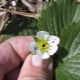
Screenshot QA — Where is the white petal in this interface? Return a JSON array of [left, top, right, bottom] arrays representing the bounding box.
[[29, 42, 38, 54], [49, 46, 58, 55], [37, 31, 50, 39], [49, 43, 56, 47], [36, 50, 49, 59], [41, 52, 50, 59], [36, 49, 42, 56], [48, 36, 60, 45], [44, 34, 50, 39]]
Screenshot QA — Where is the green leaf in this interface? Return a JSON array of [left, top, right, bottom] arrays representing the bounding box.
[[38, 0, 78, 36], [56, 22, 80, 80], [72, 5, 80, 22], [1, 18, 38, 41], [1, 18, 38, 35]]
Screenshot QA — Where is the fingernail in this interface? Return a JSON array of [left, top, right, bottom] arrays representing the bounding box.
[[32, 55, 51, 68]]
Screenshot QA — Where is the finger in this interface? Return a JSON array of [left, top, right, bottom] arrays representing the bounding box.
[[18, 54, 53, 80], [0, 36, 34, 78], [8, 36, 34, 61], [5, 67, 20, 80]]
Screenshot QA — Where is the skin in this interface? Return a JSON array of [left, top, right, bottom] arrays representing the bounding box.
[[0, 36, 53, 80]]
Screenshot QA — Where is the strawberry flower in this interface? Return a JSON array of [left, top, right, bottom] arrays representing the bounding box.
[[29, 31, 60, 59]]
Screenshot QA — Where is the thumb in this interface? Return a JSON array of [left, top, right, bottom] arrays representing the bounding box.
[[18, 54, 53, 80]]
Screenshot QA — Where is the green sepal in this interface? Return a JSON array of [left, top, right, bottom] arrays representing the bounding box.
[[34, 36, 39, 42]]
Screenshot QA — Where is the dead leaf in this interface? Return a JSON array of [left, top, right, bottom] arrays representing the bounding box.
[[0, 11, 7, 31], [0, 0, 6, 7]]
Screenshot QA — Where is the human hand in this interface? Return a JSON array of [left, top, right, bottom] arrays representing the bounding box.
[[0, 36, 53, 80]]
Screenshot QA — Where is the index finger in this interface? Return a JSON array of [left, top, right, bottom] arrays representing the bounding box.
[[0, 36, 34, 76]]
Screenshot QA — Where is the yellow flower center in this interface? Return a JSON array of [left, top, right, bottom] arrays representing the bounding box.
[[37, 39, 49, 52]]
